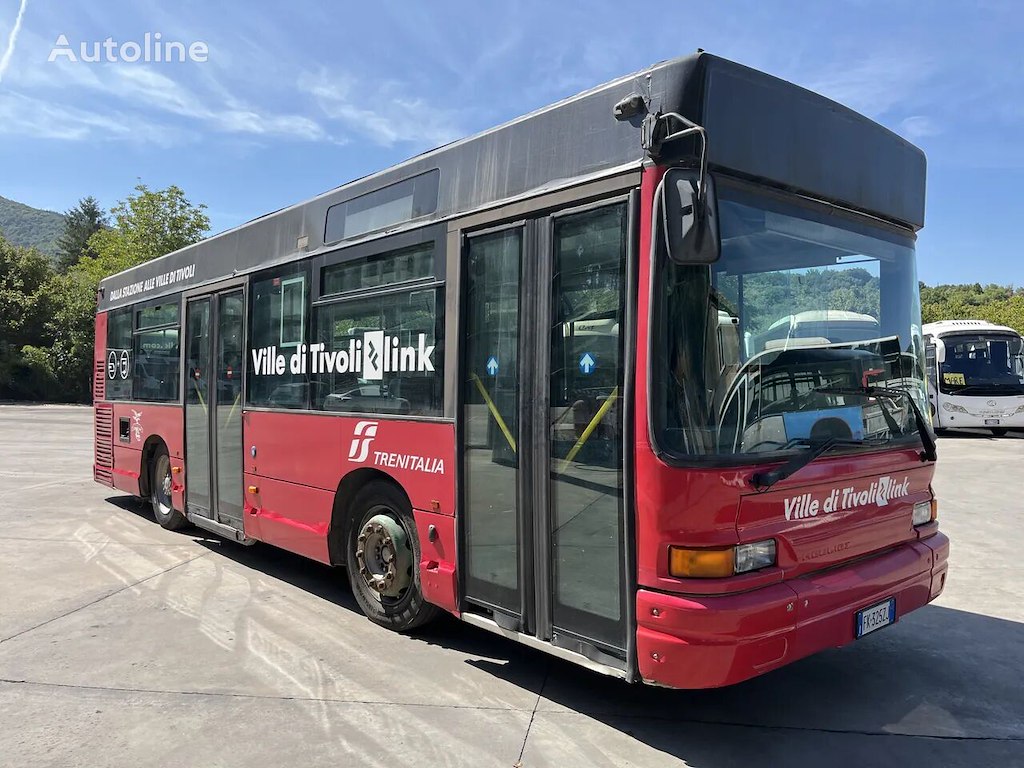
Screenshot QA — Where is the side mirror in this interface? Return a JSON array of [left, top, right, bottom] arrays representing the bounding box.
[[662, 168, 720, 264], [934, 344, 945, 364]]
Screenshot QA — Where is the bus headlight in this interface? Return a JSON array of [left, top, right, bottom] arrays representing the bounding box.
[[913, 499, 937, 526], [942, 402, 969, 414], [735, 540, 777, 574], [1014, 403, 1024, 416]]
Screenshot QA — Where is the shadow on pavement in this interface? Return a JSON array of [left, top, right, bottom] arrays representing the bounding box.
[[104, 493, 1024, 764]]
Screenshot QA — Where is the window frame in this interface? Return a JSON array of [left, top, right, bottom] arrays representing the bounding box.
[[243, 224, 449, 419], [323, 168, 440, 246], [313, 223, 445, 303], [131, 296, 182, 403], [246, 261, 312, 410], [309, 224, 447, 418], [105, 295, 183, 403], [278, 275, 306, 349], [648, 173, 922, 469], [104, 306, 134, 401]]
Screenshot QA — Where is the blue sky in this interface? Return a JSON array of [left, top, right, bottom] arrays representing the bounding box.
[[0, 0, 1020, 285]]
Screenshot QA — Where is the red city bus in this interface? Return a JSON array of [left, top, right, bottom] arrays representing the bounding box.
[[93, 52, 948, 689]]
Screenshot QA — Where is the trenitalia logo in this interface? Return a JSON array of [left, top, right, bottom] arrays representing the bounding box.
[[348, 421, 378, 463], [345, 421, 446, 475], [251, 332, 435, 381]]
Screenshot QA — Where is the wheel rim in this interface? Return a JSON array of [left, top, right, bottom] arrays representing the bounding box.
[[354, 510, 413, 601], [154, 456, 172, 515]]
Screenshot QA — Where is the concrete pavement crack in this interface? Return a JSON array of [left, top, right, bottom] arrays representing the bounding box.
[[0, 676, 1021, 743], [515, 663, 550, 765], [0, 551, 211, 644], [0, 678, 529, 713]]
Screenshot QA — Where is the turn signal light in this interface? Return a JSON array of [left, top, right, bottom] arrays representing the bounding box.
[[669, 546, 734, 578]]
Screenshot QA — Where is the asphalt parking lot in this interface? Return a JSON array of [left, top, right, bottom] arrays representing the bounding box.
[[1, 406, 1022, 767]]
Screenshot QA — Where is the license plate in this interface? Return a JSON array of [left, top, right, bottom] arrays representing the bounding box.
[[985, 418, 1001, 426], [856, 598, 896, 638]]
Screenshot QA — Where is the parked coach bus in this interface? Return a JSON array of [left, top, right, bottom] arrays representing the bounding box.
[[93, 51, 948, 689], [923, 319, 1024, 435]]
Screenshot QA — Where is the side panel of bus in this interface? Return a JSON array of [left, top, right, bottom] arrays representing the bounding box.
[[241, 411, 459, 612]]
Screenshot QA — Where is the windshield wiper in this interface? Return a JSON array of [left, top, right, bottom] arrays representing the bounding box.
[[814, 384, 937, 463], [750, 437, 865, 492]]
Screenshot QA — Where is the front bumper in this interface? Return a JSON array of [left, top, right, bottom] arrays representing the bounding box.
[[636, 533, 949, 689], [935, 410, 1024, 430]]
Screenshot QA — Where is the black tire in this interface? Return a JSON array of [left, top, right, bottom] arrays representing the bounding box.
[[150, 448, 188, 530], [345, 481, 438, 632], [991, 428, 1008, 437]]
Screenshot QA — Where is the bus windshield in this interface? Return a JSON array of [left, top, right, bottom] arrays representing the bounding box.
[[653, 182, 927, 459], [939, 333, 1024, 395]]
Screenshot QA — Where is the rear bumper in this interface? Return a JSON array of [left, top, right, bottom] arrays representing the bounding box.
[[636, 532, 949, 689]]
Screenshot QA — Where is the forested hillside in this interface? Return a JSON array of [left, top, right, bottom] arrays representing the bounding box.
[[1, 186, 209, 402], [0, 184, 1020, 402], [920, 283, 1024, 330], [0, 196, 64, 259]]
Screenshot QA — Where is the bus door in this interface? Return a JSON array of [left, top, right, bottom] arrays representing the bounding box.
[[184, 285, 246, 536], [460, 197, 633, 664]]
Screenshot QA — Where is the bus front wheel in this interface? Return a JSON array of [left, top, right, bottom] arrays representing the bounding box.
[[346, 481, 438, 632], [991, 428, 1008, 437], [150, 448, 188, 530]]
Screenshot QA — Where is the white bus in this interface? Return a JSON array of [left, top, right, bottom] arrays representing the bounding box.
[[746, 310, 880, 356], [923, 320, 1024, 435]]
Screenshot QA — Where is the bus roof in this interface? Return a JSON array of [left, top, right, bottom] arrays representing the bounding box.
[[766, 310, 879, 331], [98, 51, 927, 311], [923, 320, 1022, 338]]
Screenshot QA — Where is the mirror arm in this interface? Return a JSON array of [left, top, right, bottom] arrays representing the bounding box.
[[649, 112, 708, 203]]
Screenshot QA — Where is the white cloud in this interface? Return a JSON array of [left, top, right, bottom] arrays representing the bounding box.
[[299, 70, 462, 149], [0, 90, 186, 145], [899, 115, 940, 140], [0, 0, 28, 83], [107, 67, 328, 140], [804, 53, 936, 120], [0, 28, 330, 145]]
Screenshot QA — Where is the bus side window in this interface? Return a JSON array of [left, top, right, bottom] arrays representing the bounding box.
[[313, 240, 443, 417], [248, 265, 311, 409], [133, 302, 181, 402], [106, 308, 133, 400]]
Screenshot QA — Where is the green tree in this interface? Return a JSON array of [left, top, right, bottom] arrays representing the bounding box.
[[103, 183, 209, 264], [0, 235, 57, 399], [36, 184, 210, 402], [920, 282, 1024, 333], [0, 236, 54, 348], [56, 196, 108, 271], [43, 268, 102, 402]]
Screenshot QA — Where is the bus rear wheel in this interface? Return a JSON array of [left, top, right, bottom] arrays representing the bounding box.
[[346, 481, 438, 632], [150, 449, 188, 530]]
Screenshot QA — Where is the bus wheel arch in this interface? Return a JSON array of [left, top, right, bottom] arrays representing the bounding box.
[[138, 436, 166, 499], [142, 437, 188, 531], [329, 469, 438, 631]]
